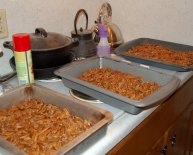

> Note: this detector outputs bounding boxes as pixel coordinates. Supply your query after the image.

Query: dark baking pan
[114,38,193,72]
[54,57,180,114]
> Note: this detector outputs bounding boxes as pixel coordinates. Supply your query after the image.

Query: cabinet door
[166,122,184,154]
[146,133,168,155]
[167,107,192,155]
[185,110,193,155]
[148,106,192,155]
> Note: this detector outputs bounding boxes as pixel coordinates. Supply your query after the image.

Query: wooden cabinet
[166,112,188,155]
[147,105,191,155]
[185,110,193,155]
[107,77,193,155]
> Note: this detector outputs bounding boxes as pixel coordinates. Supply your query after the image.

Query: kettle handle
[74,9,88,35]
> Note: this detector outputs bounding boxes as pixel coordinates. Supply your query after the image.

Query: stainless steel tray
[0,84,112,155]
[54,57,180,114]
[114,38,193,72]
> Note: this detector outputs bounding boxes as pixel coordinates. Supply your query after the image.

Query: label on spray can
[14,50,34,85]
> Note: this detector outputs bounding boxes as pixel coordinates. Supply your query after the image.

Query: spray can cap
[12,33,31,52]
[98,23,108,38]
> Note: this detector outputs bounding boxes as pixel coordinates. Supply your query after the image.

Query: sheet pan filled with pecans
[55,57,180,114]
[0,84,112,155]
[114,38,193,71]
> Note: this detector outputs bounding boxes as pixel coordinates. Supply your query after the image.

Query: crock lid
[30,28,72,51]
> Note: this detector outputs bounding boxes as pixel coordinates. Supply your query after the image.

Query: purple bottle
[97,24,111,57]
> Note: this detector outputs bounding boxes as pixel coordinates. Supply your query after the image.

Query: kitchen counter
[0,55,193,155]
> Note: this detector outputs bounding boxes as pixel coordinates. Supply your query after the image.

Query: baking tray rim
[119,51,193,71]
[114,37,193,71]
[0,84,113,155]
[61,74,180,108]
[55,57,180,108]
[0,83,111,115]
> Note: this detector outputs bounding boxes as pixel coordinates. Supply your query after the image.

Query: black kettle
[71,9,96,59]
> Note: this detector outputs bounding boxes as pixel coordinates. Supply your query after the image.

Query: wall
[0,0,193,74]
[110,0,193,44]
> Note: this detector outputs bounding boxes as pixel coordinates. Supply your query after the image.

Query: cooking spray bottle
[97,23,111,57]
[12,33,34,85]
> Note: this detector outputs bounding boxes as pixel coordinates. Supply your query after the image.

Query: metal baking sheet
[114,38,193,72]
[0,84,112,155]
[54,57,180,114]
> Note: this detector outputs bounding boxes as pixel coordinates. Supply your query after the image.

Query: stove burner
[69,89,102,103]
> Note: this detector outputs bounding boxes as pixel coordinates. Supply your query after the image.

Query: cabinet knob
[170,134,176,147]
[160,145,167,155]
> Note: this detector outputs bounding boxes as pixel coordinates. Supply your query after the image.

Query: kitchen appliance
[0,71,16,83]
[71,9,96,59]
[9,55,100,102]
[0,84,112,155]
[69,89,102,103]
[0,54,16,94]
[114,38,193,71]
[92,2,124,50]
[4,28,76,79]
[1,54,193,154]
[9,56,72,80]
[54,57,180,114]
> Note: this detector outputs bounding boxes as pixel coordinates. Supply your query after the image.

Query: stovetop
[3,54,193,120]
[1,55,193,155]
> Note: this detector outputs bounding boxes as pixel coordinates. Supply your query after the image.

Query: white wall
[110,0,193,45]
[1,0,193,74]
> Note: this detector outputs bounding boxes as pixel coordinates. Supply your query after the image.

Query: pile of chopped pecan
[127,43,193,66]
[0,99,92,155]
[79,68,159,100]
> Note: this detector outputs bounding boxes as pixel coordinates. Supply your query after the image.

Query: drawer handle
[160,145,167,155]
[170,134,177,147]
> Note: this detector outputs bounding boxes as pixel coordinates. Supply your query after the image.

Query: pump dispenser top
[98,23,108,38]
